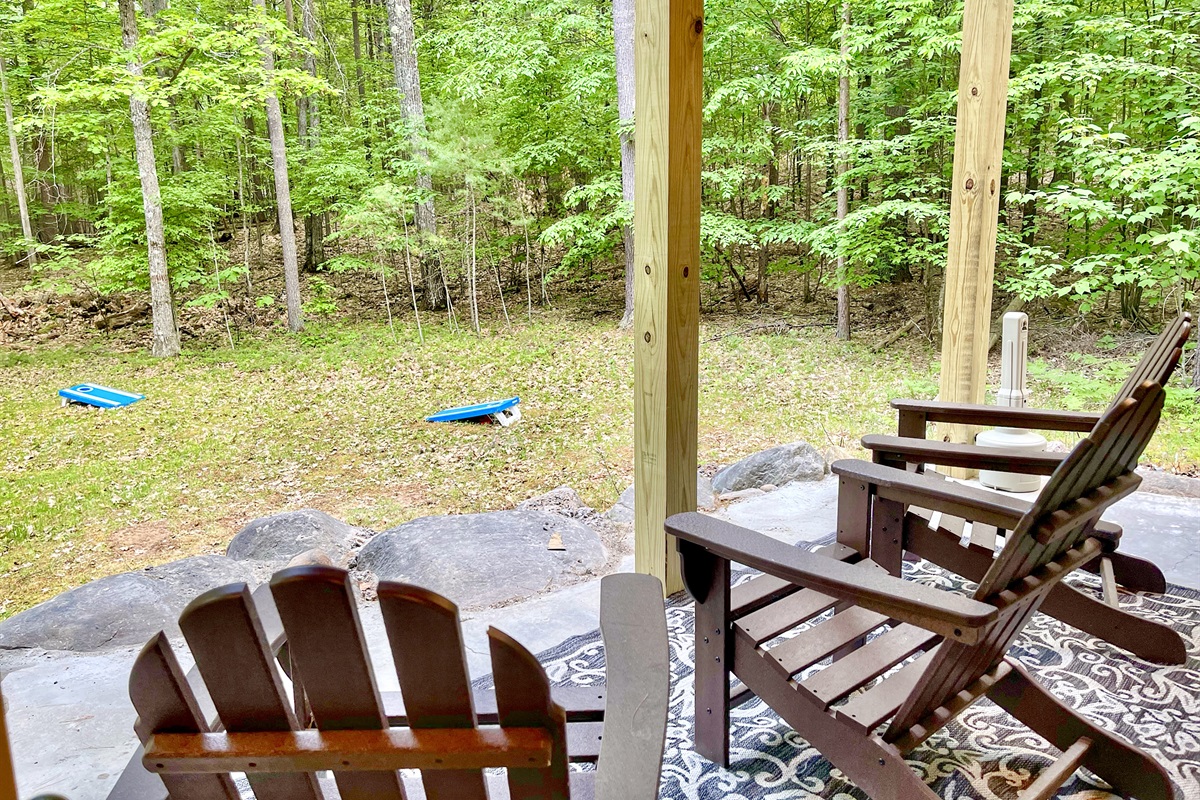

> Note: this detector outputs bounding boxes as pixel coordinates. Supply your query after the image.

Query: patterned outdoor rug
[529,559,1200,800]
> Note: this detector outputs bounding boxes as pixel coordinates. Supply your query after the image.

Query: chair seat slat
[762,606,889,679]
[730,545,858,618]
[386,685,607,726]
[737,559,886,646]
[833,648,937,733]
[799,624,940,709]
[730,574,801,617]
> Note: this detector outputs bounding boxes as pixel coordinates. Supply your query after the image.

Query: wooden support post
[937,0,1014,477]
[633,0,703,595]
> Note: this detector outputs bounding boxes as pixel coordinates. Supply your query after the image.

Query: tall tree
[0,55,35,267]
[118,0,180,357]
[757,102,778,305]
[383,0,439,308]
[299,0,324,271]
[834,0,851,341]
[255,0,304,332]
[613,0,635,328]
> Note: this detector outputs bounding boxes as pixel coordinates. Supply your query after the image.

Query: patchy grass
[1,312,1196,617]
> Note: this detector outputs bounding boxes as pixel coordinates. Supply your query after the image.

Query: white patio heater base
[976,427,1047,493]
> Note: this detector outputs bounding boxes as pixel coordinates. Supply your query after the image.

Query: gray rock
[718,488,766,503]
[821,445,856,466]
[517,486,594,518]
[227,509,365,565]
[287,548,334,568]
[0,555,253,653]
[712,442,828,493]
[760,483,778,492]
[605,473,716,522]
[1136,467,1200,498]
[355,510,606,609]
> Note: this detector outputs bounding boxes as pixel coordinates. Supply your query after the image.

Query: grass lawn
[2,312,1197,618]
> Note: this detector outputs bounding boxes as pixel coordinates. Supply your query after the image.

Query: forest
[0,0,1196,346]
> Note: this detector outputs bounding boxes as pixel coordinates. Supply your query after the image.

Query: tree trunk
[0,57,35,267]
[300,0,324,272]
[383,0,440,308]
[119,0,180,357]
[835,0,851,341]
[855,74,870,203]
[757,102,778,305]
[351,0,371,161]
[1193,310,1200,390]
[613,0,635,328]
[1022,90,1043,247]
[256,0,303,332]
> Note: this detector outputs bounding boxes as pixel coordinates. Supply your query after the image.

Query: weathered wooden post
[633,0,703,594]
[938,0,1015,473]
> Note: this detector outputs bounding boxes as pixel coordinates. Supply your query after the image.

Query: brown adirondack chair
[854,311,1192,664]
[123,568,668,800]
[667,380,1177,800]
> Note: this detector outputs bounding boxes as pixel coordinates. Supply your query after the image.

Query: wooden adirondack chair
[854,311,1192,665]
[667,380,1177,800]
[124,568,668,800]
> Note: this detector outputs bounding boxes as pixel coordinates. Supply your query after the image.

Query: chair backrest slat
[490,627,571,800]
[1110,312,1190,407]
[981,382,1165,596]
[885,379,1168,740]
[128,634,240,800]
[378,583,490,800]
[269,567,407,800]
[179,585,323,800]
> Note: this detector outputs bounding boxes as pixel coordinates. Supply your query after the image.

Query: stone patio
[3,463,1198,800]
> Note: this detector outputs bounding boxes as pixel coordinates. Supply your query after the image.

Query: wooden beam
[937,0,1015,476]
[633,0,703,594]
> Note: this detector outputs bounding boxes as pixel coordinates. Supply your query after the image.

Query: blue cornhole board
[59,384,145,410]
[426,396,521,426]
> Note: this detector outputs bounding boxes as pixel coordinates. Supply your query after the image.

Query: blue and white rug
[530,560,1200,799]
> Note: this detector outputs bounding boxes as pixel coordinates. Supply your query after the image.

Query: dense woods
[0,0,1197,345]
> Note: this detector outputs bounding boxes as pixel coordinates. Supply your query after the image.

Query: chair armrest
[832,459,1030,531]
[862,435,1066,476]
[666,512,997,643]
[891,399,1101,433]
[595,574,669,800]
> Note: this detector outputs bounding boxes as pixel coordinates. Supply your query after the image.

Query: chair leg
[1081,551,1168,594]
[1040,582,1186,665]
[679,542,732,768]
[989,661,1177,800]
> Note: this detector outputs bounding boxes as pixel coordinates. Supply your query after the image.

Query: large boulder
[517,486,594,518]
[712,442,828,493]
[0,555,253,653]
[355,510,606,608]
[227,509,366,565]
[605,473,716,523]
